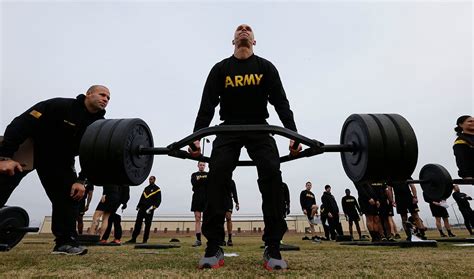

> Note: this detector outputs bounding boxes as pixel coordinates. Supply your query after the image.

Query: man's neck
[234,47,253,60]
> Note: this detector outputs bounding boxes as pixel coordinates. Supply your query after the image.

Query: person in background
[341,189,362,240]
[76,181,94,235]
[126,176,162,244]
[223,180,239,246]
[452,184,473,236]
[100,186,130,244]
[300,182,319,241]
[190,162,208,247]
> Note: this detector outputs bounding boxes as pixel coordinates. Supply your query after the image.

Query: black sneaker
[394,233,401,239]
[263,246,287,271]
[125,239,136,244]
[51,244,87,256]
[440,233,448,237]
[227,239,233,246]
[198,246,224,269]
[192,240,202,247]
[448,232,456,237]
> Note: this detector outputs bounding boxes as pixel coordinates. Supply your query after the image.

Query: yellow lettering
[255,74,263,85]
[243,74,255,86]
[225,76,234,88]
[235,75,243,87]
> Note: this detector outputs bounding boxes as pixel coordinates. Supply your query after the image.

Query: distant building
[40,213,366,235]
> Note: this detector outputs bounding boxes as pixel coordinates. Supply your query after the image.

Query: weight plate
[80,119,154,186]
[420,164,453,201]
[340,114,385,182]
[386,114,418,180]
[0,206,29,249]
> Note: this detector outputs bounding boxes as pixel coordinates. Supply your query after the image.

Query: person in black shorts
[372,182,394,240]
[354,182,383,242]
[0,85,110,255]
[126,176,162,244]
[427,197,456,237]
[452,184,473,235]
[100,186,130,244]
[188,24,301,270]
[341,189,362,240]
[300,181,319,240]
[224,179,239,246]
[191,162,208,247]
[91,185,122,240]
[76,181,94,235]
[389,180,426,239]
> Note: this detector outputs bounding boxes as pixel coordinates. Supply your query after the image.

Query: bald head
[84,85,110,113]
[86,85,108,95]
[232,24,256,59]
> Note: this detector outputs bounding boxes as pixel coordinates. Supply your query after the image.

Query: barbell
[78,113,418,186]
[0,206,39,251]
[409,163,473,202]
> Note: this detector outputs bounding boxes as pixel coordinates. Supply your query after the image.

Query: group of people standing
[79,176,162,245]
[0,22,472,273]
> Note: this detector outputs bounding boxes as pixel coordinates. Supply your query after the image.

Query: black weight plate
[340,114,385,182]
[385,114,418,180]
[0,206,29,249]
[420,164,453,201]
[80,119,154,186]
[92,119,122,185]
[109,119,154,186]
[370,114,403,180]
[79,119,108,184]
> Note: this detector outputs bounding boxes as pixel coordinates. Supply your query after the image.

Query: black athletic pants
[131,208,153,242]
[102,213,122,241]
[1,167,79,247]
[460,209,474,233]
[202,134,287,248]
[37,167,79,246]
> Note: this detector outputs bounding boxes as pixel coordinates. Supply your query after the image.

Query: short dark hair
[325,185,331,190]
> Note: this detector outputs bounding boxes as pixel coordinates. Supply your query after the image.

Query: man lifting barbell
[188,23,301,271]
[0,85,110,255]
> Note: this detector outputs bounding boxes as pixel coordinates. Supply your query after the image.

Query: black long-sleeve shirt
[137,184,161,210]
[300,190,316,210]
[341,195,361,216]
[452,191,472,211]
[321,191,339,215]
[193,54,297,132]
[191,171,208,195]
[453,134,474,178]
[0,94,105,180]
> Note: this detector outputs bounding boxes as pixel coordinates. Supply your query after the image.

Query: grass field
[1,230,473,278]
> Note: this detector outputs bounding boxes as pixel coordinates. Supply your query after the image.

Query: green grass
[1,230,473,278]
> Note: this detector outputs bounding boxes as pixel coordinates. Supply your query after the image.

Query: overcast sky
[1,0,472,227]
